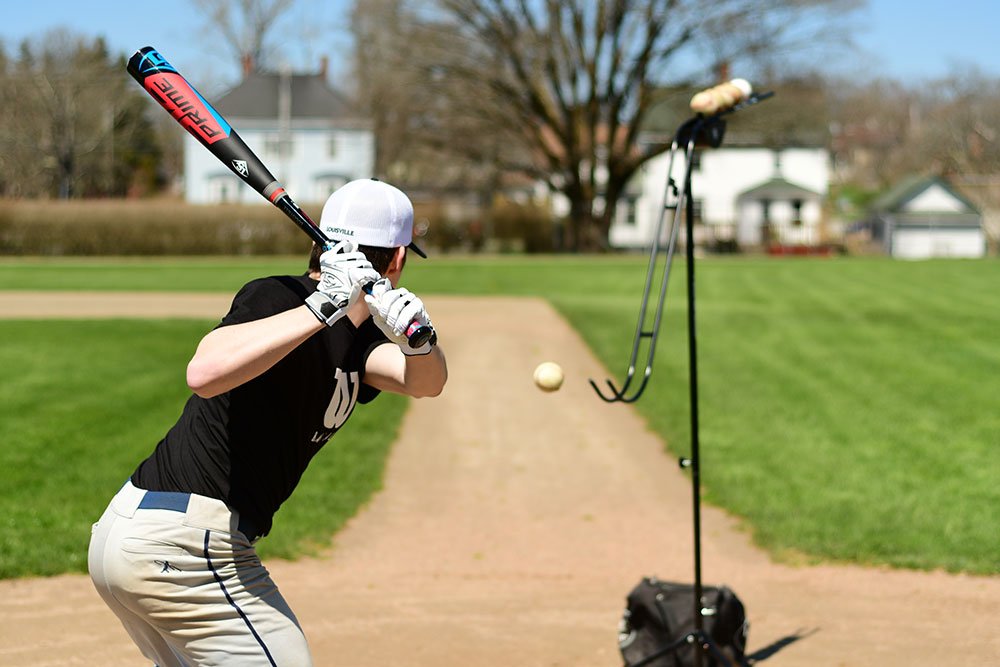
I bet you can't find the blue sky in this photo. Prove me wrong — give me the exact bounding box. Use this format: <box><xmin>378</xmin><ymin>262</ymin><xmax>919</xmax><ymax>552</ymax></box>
<box><xmin>1</xmin><ymin>0</ymin><xmax>354</xmax><ymax>93</ymax></box>
<box><xmin>850</xmin><ymin>0</ymin><xmax>1000</xmax><ymax>79</ymax></box>
<box><xmin>2</xmin><ymin>0</ymin><xmax>998</xmax><ymax>90</ymax></box>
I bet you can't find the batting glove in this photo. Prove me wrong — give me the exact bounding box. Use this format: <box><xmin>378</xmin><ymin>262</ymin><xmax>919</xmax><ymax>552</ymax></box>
<box><xmin>364</xmin><ymin>279</ymin><xmax>435</xmax><ymax>355</ymax></box>
<box><xmin>306</xmin><ymin>241</ymin><xmax>381</xmax><ymax>327</ymax></box>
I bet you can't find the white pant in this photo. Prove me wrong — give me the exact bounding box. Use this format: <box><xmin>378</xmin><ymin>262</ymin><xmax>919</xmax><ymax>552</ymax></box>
<box><xmin>88</xmin><ymin>481</ymin><xmax>312</xmax><ymax>666</ymax></box>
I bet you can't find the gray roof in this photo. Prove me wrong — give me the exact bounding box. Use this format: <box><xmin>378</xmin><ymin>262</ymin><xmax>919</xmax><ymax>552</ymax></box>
<box><xmin>867</xmin><ymin>176</ymin><xmax>983</xmax><ymax>229</ymax></box>
<box><xmin>870</xmin><ymin>175</ymin><xmax>980</xmax><ymax>214</ymax></box>
<box><xmin>738</xmin><ymin>177</ymin><xmax>820</xmax><ymax>201</ymax></box>
<box><xmin>215</xmin><ymin>72</ymin><xmax>356</xmax><ymax>121</ymax></box>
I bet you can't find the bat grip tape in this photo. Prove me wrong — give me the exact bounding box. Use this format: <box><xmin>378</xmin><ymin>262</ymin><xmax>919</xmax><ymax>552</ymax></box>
<box><xmin>262</xmin><ymin>182</ymin><xmax>284</xmax><ymax>202</ymax></box>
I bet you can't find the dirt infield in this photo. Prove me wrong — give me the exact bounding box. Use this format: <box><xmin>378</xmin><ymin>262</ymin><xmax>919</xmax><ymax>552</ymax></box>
<box><xmin>1</xmin><ymin>293</ymin><xmax>998</xmax><ymax>666</ymax></box>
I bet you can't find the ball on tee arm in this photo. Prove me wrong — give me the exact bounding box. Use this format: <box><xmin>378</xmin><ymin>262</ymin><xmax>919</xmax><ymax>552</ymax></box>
<box><xmin>533</xmin><ymin>362</ymin><xmax>564</xmax><ymax>392</ymax></box>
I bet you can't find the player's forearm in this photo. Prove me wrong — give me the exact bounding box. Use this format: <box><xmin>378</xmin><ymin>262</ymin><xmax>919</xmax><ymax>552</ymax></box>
<box><xmin>187</xmin><ymin>306</ymin><xmax>323</xmax><ymax>398</ymax></box>
<box><xmin>362</xmin><ymin>343</ymin><xmax>448</xmax><ymax>398</ymax></box>
<box><xmin>401</xmin><ymin>346</ymin><xmax>448</xmax><ymax>398</ymax></box>
<box><xmin>399</xmin><ymin>346</ymin><xmax>448</xmax><ymax>398</ymax></box>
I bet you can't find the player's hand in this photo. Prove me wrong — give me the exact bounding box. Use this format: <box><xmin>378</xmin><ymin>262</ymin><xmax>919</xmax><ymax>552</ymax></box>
<box><xmin>317</xmin><ymin>241</ymin><xmax>380</xmax><ymax>307</ymax></box>
<box><xmin>365</xmin><ymin>279</ymin><xmax>434</xmax><ymax>356</ymax></box>
<box><xmin>306</xmin><ymin>241</ymin><xmax>380</xmax><ymax>327</ymax></box>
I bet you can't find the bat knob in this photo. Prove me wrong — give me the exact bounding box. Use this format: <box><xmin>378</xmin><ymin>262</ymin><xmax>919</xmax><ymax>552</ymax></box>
<box><xmin>363</xmin><ymin>282</ymin><xmax>436</xmax><ymax>349</ymax></box>
<box><xmin>405</xmin><ymin>322</ymin><xmax>437</xmax><ymax>348</ymax></box>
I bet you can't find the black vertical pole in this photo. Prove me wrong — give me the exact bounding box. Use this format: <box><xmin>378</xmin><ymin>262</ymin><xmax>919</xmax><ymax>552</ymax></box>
<box><xmin>684</xmin><ymin>173</ymin><xmax>706</xmax><ymax>667</ymax></box>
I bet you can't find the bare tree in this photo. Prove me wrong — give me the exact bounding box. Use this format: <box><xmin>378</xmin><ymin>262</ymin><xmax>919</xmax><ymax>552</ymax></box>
<box><xmin>193</xmin><ymin>0</ymin><xmax>295</xmax><ymax>74</ymax></box>
<box><xmin>350</xmin><ymin>0</ymin><xmax>418</xmax><ymax>178</ymax></box>
<box><xmin>0</xmin><ymin>41</ymin><xmax>12</xmax><ymax>195</ymax></box>
<box><xmin>917</xmin><ymin>70</ymin><xmax>1000</xmax><ymax>177</ymax></box>
<box><xmin>356</xmin><ymin>0</ymin><xmax>863</xmax><ymax>250</ymax></box>
<box><xmin>351</xmin><ymin>0</ymin><xmax>498</xmax><ymax>193</ymax></box>
<box><xmin>0</xmin><ymin>31</ymin><xmax>157</xmax><ymax>198</ymax></box>
<box><xmin>828</xmin><ymin>69</ymin><xmax>1000</xmax><ymax>192</ymax></box>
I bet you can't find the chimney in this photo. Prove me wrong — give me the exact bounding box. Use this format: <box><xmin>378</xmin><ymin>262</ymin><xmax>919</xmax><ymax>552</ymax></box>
<box><xmin>242</xmin><ymin>53</ymin><xmax>254</xmax><ymax>78</ymax></box>
<box><xmin>319</xmin><ymin>55</ymin><xmax>328</xmax><ymax>79</ymax></box>
<box><xmin>716</xmin><ymin>60</ymin><xmax>730</xmax><ymax>84</ymax></box>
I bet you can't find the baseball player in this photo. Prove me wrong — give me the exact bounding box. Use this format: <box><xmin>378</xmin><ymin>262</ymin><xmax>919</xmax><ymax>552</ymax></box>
<box><xmin>88</xmin><ymin>179</ymin><xmax>447</xmax><ymax>666</ymax></box>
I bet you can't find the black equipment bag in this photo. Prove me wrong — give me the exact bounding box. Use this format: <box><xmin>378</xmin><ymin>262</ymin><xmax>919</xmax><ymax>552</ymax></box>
<box><xmin>618</xmin><ymin>578</ymin><xmax>749</xmax><ymax>667</ymax></box>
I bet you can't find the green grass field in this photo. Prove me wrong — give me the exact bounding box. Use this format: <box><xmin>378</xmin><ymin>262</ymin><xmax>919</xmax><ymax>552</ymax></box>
<box><xmin>0</xmin><ymin>317</ymin><xmax>407</xmax><ymax>577</ymax></box>
<box><xmin>1</xmin><ymin>255</ymin><xmax>998</xmax><ymax>576</ymax></box>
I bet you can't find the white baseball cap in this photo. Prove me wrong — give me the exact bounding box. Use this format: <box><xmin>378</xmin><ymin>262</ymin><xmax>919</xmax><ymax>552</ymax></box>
<box><xmin>319</xmin><ymin>178</ymin><xmax>426</xmax><ymax>258</ymax></box>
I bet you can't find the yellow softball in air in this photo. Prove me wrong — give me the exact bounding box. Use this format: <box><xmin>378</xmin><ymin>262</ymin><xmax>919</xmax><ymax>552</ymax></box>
<box><xmin>533</xmin><ymin>362</ymin><xmax>564</xmax><ymax>392</ymax></box>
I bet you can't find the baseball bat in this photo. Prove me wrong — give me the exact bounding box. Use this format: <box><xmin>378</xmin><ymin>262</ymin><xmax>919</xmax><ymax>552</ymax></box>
<box><xmin>126</xmin><ymin>46</ymin><xmax>435</xmax><ymax>348</ymax></box>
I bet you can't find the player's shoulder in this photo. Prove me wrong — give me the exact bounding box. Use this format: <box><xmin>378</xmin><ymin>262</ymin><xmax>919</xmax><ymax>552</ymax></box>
<box><xmin>238</xmin><ymin>274</ymin><xmax>315</xmax><ymax>302</ymax></box>
<box><xmin>221</xmin><ymin>274</ymin><xmax>317</xmax><ymax>326</ymax></box>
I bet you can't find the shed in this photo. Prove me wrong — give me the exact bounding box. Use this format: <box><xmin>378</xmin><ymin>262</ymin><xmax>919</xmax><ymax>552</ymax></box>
<box><xmin>868</xmin><ymin>176</ymin><xmax>985</xmax><ymax>259</ymax></box>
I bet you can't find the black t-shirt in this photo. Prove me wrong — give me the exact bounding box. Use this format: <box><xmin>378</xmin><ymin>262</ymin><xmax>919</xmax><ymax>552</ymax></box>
<box><xmin>132</xmin><ymin>274</ymin><xmax>388</xmax><ymax>537</ymax></box>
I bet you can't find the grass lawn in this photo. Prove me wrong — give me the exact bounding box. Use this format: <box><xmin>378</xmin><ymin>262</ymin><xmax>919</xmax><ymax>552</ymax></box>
<box><xmin>0</xmin><ymin>256</ymin><xmax>307</xmax><ymax>292</ymax></box>
<box><xmin>1</xmin><ymin>255</ymin><xmax>997</xmax><ymax>575</ymax></box>
<box><xmin>0</xmin><ymin>318</ymin><xmax>406</xmax><ymax>577</ymax></box>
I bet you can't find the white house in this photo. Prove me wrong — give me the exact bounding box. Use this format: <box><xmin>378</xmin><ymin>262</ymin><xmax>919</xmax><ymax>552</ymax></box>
<box><xmin>610</xmin><ymin>143</ymin><xmax>830</xmax><ymax>250</ymax></box>
<box><xmin>184</xmin><ymin>68</ymin><xmax>373</xmax><ymax>204</ymax></box>
<box><xmin>866</xmin><ymin>176</ymin><xmax>985</xmax><ymax>259</ymax></box>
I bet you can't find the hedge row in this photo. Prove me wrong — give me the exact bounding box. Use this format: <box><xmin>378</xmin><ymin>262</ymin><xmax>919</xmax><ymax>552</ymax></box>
<box><xmin>0</xmin><ymin>199</ymin><xmax>310</xmax><ymax>256</ymax></box>
<box><xmin>0</xmin><ymin>198</ymin><xmax>558</xmax><ymax>255</ymax></box>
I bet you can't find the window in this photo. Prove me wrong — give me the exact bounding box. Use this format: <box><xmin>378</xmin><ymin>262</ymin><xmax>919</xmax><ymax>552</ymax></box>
<box><xmin>791</xmin><ymin>199</ymin><xmax>803</xmax><ymax>226</ymax></box>
<box><xmin>328</xmin><ymin>135</ymin><xmax>338</xmax><ymax>158</ymax></box>
<box><xmin>264</xmin><ymin>136</ymin><xmax>293</xmax><ymax>158</ymax></box>
<box><xmin>208</xmin><ymin>176</ymin><xmax>238</xmax><ymax>203</ymax></box>
<box><xmin>623</xmin><ymin>198</ymin><xmax>638</xmax><ymax>226</ymax></box>
<box><xmin>314</xmin><ymin>175</ymin><xmax>348</xmax><ymax>201</ymax></box>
